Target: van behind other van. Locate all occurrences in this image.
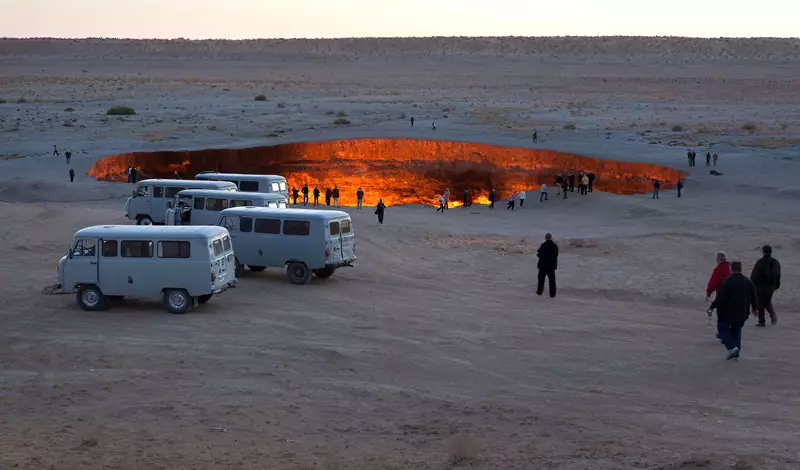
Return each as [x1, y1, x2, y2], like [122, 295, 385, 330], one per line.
[195, 172, 289, 198]
[56, 225, 237, 313]
[166, 189, 289, 226]
[127, 179, 237, 225]
[218, 207, 355, 285]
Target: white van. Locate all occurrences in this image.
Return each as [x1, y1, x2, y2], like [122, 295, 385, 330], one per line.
[126, 179, 237, 225]
[166, 189, 289, 226]
[195, 172, 289, 198]
[218, 207, 355, 284]
[56, 225, 237, 314]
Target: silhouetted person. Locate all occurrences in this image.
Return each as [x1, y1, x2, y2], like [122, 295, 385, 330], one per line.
[708, 261, 758, 360]
[292, 186, 299, 205]
[65, 150, 72, 164]
[518, 189, 527, 207]
[69, 168, 75, 182]
[677, 178, 684, 197]
[313, 187, 320, 206]
[561, 179, 568, 199]
[356, 187, 364, 209]
[691, 150, 696, 166]
[130, 166, 137, 184]
[410, 116, 415, 127]
[706, 152, 711, 166]
[126, 166, 132, 183]
[687, 149, 693, 167]
[568, 172, 575, 192]
[325, 187, 332, 206]
[463, 189, 469, 207]
[652, 180, 660, 199]
[467, 190, 473, 207]
[375, 199, 386, 224]
[302, 184, 309, 206]
[53, 144, 59, 157]
[488, 189, 496, 209]
[750, 245, 781, 327]
[536, 233, 559, 298]
[333, 185, 340, 207]
[532, 130, 538, 143]
[588, 172, 595, 192]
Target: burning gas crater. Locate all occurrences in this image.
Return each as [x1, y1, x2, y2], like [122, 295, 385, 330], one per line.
[89, 138, 686, 206]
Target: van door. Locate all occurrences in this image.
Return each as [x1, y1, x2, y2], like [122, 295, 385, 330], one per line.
[65, 238, 99, 288]
[339, 218, 355, 262]
[327, 220, 344, 265]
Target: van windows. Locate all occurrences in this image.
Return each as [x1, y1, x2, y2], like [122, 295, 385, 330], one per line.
[72, 239, 97, 257]
[222, 235, 232, 252]
[270, 182, 280, 192]
[121, 240, 154, 258]
[330, 221, 340, 236]
[279, 181, 287, 191]
[165, 187, 185, 198]
[278, 202, 287, 208]
[102, 240, 118, 257]
[255, 218, 281, 234]
[158, 241, 191, 259]
[220, 216, 237, 232]
[283, 220, 310, 236]
[225, 180, 240, 189]
[206, 198, 228, 211]
[153, 186, 163, 198]
[212, 239, 223, 256]
[239, 181, 259, 192]
[229, 199, 252, 207]
[136, 186, 150, 197]
[193, 197, 205, 210]
[341, 219, 351, 233]
[240, 217, 253, 233]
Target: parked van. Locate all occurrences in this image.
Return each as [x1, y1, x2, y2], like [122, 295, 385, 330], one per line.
[56, 225, 237, 314]
[166, 189, 289, 226]
[218, 207, 355, 284]
[195, 172, 289, 198]
[127, 179, 237, 225]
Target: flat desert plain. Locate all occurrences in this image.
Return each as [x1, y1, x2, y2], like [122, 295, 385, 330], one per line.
[1, 38, 800, 469]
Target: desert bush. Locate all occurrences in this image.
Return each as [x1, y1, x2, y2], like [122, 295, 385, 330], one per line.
[779, 122, 788, 130]
[671, 124, 684, 132]
[16, 98, 27, 104]
[254, 94, 267, 101]
[695, 125, 711, 134]
[62, 120, 74, 127]
[277, 102, 286, 108]
[333, 117, 351, 125]
[336, 111, 348, 117]
[563, 123, 577, 130]
[325, 111, 334, 115]
[0, 98, 7, 103]
[267, 133, 280, 138]
[106, 106, 136, 116]
[742, 122, 758, 131]
[64, 107, 75, 112]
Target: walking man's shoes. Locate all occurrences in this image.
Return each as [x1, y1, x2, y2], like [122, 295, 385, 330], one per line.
[756, 323, 766, 327]
[726, 347, 740, 360]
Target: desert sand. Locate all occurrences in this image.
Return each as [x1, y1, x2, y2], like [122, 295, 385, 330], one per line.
[1, 38, 799, 469]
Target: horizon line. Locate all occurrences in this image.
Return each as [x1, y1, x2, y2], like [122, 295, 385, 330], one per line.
[3, 35, 800, 41]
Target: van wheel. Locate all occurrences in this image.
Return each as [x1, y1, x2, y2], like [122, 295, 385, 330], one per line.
[287, 262, 312, 285]
[234, 257, 243, 277]
[248, 265, 266, 272]
[313, 267, 336, 278]
[198, 294, 212, 304]
[137, 215, 153, 226]
[76, 285, 107, 311]
[164, 289, 191, 314]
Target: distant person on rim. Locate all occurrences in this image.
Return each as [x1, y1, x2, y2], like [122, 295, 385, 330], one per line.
[410, 116, 415, 127]
[325, 187, 332, 206]
[706, 151, 711, 166]
[69, 168, 75, 183]
[302, 184, 309, 206]
[532, 130, 538, 143]
[652, 179, 661, 199]
[53, 144, 59, 157]
[677, 178, 684, 197]
[291, 186, 299, 205]
[130, 166, 137, 184]
[463, 189, 469, 207]
[313, 186, 320, 207]
[588, 171, 596, 192]
[568, 171, 576, 192]
[356, 187, 364, 209]
[333, 185, 340, 207]
[536, 233, 559, 298]
[65, 150, 72, 164]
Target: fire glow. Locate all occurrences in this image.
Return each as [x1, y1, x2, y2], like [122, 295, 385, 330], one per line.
[88, 138, 686, 206]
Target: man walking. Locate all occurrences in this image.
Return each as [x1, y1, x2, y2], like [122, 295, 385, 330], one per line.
[356, 187, 364, 209]
[706, 252, 732, 340]
[532, 130, 538, 143]
[652, 180, 660, 199]
[488, 189, 496, 209]
[677, 178, 684, 197]
[506, 190, 516, 210]
[539, 183, 548, 202]
[519, 189, 527, 207]
[708, 261, 758, 360]
[436, 194, 446, 212]
[292, 186, 299, 205]
[568, 172, 575, 192]
[375, 199, 386, 224]
[69, 168, 75, 183]
[53, 144, 59, 157]
[65, 150, 72, 164]
[750, 245, 781, 326]
[536, 233, 559, 298]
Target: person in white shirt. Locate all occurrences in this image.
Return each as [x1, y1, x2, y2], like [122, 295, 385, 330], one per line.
[540, 183, 548, 202]
[518, 189, 527, 208]
[436, 194, 445, 212]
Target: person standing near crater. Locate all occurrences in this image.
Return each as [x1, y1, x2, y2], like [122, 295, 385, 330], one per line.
[356, 187, 364, 209]
[532, 130, 538, 143]
[713, 152, 719, 166]
[436, 193, 446, 212]
[443, 188, 450, 210]
[652, 179, 660, 199]
[302, 184, 309, 206]
[69, 167, 75, 183]
[706, 152, 711, 166]
[588, 172, 595, 192]
[536, 233, 559, 298]
[568, 172, 576, 192]
[333, 185, 340, 208]
[291, 186, 299, 205]
[325, 187, 332, 206]
[488, 189, 496, 209]
[677, 178, 684, 197]
[410, 116, 415, 127]
[65, 150, 72, 164]
[313, 186, 320, 207]
[506, 190, 517, 210]
[375, 199, 386, 224]
[519, 188, 527, 207]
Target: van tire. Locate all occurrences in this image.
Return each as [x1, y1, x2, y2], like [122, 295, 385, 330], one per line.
[313, 267, 336, 278]
[248, 265, 266, 272]
[198, 294, 212, 304]
[287, 262, 312, 285]
[76, 285, 107, 311]
[234, 257, 244, 277]
[136, 215, 153, 226]
[164, 289, 191, 314]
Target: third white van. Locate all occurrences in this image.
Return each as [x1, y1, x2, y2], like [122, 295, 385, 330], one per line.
[126, 179, 237, 225]
[166, 189, 289, 226]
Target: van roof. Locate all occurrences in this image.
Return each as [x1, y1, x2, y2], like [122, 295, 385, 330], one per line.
[137, 179, 237, 188]
[220, 207, 351, 220]
[177, 189, 287, 200]
[74, 225, 229, 239]
[195, 173, 286, 180]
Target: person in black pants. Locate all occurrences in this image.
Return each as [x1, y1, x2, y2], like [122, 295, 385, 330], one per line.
[750, 245, 781, 326]
[536, 233, 559, 298]
[313, 187, 320, 206]
[652, 180, 660, 199]
[488, 189, 496, 209]
[69, 168, 75, 182]
[375, 199, 386, 224]
[588, 172, 595, 192]
[568, 172, 575, 192]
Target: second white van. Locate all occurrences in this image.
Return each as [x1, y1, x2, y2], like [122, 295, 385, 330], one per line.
[165, 189, 289, 226]
[195, 172, 289, 198]
[126, 179, 237, 225]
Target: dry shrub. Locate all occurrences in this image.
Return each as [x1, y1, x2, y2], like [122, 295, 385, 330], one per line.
[671, 124, 684, 132]
[742, 122, 758, 131]
[563, 123, 577, 130]
[336, 111, 348, 117]
[254, 94, 267, 101]
[64, 107, 75, 112]
[333, 117, 351, 125]
[106, 106, 136, 116]
[446, 435, 478, 465]
[569, 238, 597, 248]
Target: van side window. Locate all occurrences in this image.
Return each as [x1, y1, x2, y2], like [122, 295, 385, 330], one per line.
[212, 240, 223, 256]
[165, 187, 185, 198]
[283, 220, 310, 236]
[229, 199, 252, 208]
[102, 240, 118, 257]
[158, 241, 191, 259]
[270, 182, 280, 192]
[136, 186, 149, 196]
[121, 240, 154, 258]
[153, 186, 163, 198]
[222, 235, 232, 252]
[239, 181, 259, 192]
[72, 239, 97, 257]
[255, 218, 281, 234]
[329, 221, 340, 236]
[193, 197, 205, 210]
[220, 216, 237, 232]
[206, 198, 228, 211]
[240, 217, 253, 233]
[341, 220, 351, 233]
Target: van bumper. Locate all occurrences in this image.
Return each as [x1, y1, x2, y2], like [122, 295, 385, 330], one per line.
[326, 258, 356, 269]
[212, 278, 238, 294]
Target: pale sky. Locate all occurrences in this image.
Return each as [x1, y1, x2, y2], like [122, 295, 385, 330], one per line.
[1, 0, 798, 39]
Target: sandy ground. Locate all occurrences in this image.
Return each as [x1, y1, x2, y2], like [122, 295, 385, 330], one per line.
[1, 39, 800, 469]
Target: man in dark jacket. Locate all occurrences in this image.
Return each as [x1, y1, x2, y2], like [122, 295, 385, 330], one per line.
[313, 187, 320, 206]
[588, 172, 596, 192]
[568, 172, 575, 192]
[488, 189, 496, 209]
[301, 184, 309, 206]
[709, 261, 758, 360]
[291, 186, 299, 205]
[536, 233, 559, 298]
[750, 245, 781, 326]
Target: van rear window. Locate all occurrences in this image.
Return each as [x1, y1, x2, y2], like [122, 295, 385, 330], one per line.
[158, 241, 191, 259]
[330, 221, 340, 236]
[165, 187, 185, 198]
[121, 240, 153, 258]
[270, 182, 280, 192]
[255, 218, 281, 234]
[283, 220, 310, 236]
[212, 239, 223, 256]
[341, 219, 351, 233]
[222, 236, 232, 252]
[239, 181, 259, 192]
